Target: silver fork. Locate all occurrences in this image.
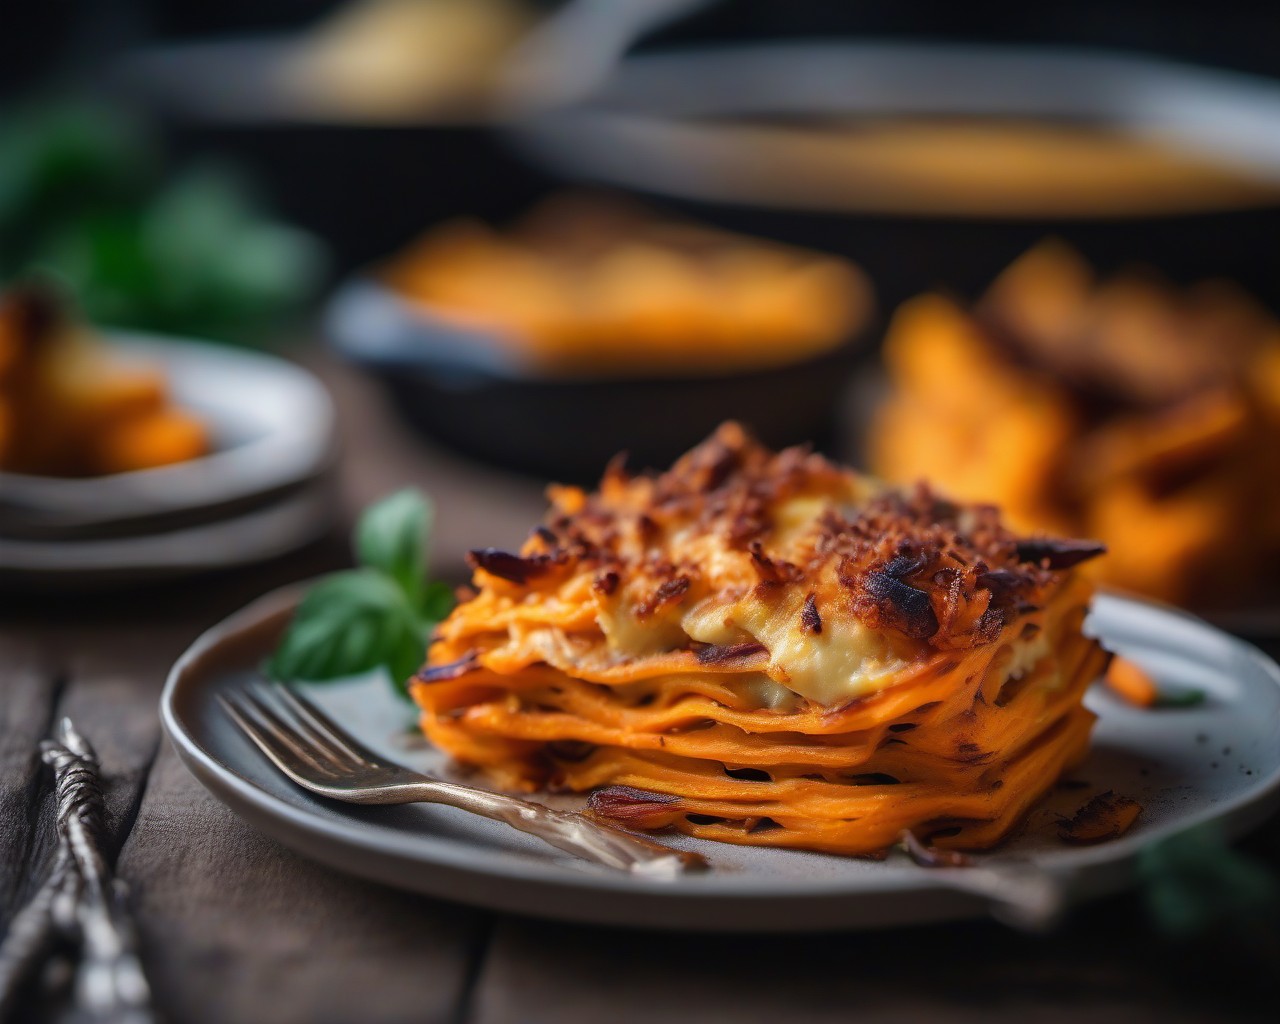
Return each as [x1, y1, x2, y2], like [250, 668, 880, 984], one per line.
[218, 682, 707, 876]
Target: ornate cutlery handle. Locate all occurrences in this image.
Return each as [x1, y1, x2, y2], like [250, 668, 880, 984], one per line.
[0, 719, 155, 1021]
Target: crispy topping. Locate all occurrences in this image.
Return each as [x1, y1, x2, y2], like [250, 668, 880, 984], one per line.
[748, 540, 803, 584]
[635, 576, 691, 620]
[593, 570, 620, 596]
[854, 555, 939, 640]
[457, 423, 1100, 651]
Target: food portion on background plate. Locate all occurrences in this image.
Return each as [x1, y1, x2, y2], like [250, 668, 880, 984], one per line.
[383, 194, 871, 377]
[327, 195, 874, 479]
[0, 283, 209, 478]
[0, 282, 337, 588]
[871, 240, 1280, 611]
[277, 0, 536, 121]
[414, 422, 1118, 857]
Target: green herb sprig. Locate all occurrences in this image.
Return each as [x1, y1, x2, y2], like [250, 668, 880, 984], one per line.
[269, 490, 453, 697]
[1138, 823, 1280, 937]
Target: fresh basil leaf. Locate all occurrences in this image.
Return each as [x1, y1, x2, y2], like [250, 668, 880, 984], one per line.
[356, 490, 432, 607]
[268, 568, 428, 693]
[419, 579, 456, 624]
[1156, 688, 1207, 708]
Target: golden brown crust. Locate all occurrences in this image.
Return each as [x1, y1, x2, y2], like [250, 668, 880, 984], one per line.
[453, 422, 1102, 654]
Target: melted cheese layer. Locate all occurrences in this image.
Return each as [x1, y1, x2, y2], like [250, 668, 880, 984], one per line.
[679, 591, 909, 706]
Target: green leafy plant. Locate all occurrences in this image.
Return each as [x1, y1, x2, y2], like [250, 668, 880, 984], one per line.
[0, 98, 324, 342]
[269, 490, 453, 697]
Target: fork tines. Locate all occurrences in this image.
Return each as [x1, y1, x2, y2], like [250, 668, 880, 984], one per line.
[217, 682, 382, 779]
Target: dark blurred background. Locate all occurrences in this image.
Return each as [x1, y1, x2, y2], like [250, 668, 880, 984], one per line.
[7, 0, 1280, 91]
[10, 1, 1280, 271]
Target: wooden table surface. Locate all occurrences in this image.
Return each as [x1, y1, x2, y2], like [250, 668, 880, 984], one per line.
[3, 354, 1278, 1024]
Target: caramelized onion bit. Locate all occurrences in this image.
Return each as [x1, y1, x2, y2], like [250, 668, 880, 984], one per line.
[587, 785, 683, 825]
[415, 651, 479, 683]
[1015, 538, 1107, 569]
[593, 570, 620, 596]
[466, 548, 555, 584]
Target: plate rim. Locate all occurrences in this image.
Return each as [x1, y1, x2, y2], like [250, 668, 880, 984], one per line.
[161, 584, 1280, 929]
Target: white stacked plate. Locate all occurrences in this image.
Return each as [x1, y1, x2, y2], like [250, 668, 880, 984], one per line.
[0, 333, 338, 589]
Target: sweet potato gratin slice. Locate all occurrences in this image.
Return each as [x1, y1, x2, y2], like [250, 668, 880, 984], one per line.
[413, 424, 1109, 856]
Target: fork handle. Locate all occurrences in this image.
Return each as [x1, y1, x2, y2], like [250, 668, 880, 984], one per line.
[384, 781, 708, 875]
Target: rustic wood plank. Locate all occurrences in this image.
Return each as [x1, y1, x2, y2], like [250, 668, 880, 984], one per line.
[116, 742, 487, 1024]
[469, 899, 1277, 1024]
[0, 635, 62, 925]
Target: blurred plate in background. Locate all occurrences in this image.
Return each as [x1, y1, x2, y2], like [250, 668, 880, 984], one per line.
[109, 34, 559, 273]
[512, 42, 1280, 308]
[0, 335, 336, 538]
[0, 481, 335, 591]
[324, 270, 872, 481]
[0, 335, 338, 590]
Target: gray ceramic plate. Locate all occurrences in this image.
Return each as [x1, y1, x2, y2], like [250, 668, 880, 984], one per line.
[162, 587, 1280, 932]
